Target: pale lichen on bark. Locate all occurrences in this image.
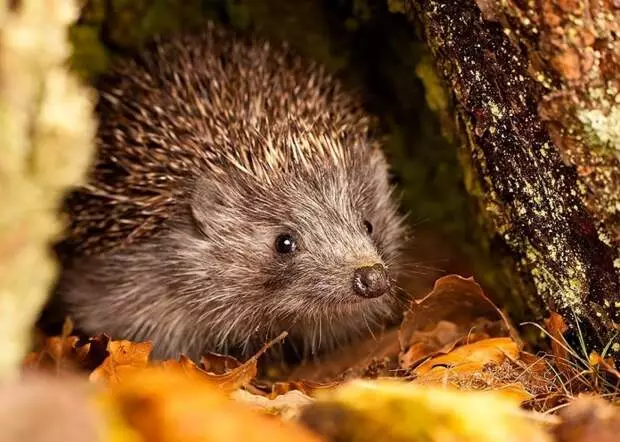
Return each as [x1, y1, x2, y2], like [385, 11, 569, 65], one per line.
[406, 0, 620, 358]
[0, 0, 96, 377]
[492, 0, 620, 278]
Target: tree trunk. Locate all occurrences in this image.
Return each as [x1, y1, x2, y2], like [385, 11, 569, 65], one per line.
[405, 0, 620, 359]
[0, 0, 96, 377]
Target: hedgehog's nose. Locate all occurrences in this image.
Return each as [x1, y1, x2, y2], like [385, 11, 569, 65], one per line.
[353, 263, 389, 298]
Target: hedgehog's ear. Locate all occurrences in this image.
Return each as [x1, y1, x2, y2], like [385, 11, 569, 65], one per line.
[188, 177, 227, 239]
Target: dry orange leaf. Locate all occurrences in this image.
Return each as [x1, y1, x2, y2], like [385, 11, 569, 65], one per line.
[23, 335, 81, 371]
[23, 331, 110, 374]
[399, 275, 520, 369]
[545, 312, 569, 361]
[412, 338, 529, 402]
[89, 340, 152, 385]
[194, 331, 288, 392]
[102, 365, 323, 442]
[413, 337, 519, 376]
[83, 331, 287, 391]
[160, 354, 257, 393]
[589, 351, 620, 380]
[413, 337, 519, 380]
[398, 321, 462, 368]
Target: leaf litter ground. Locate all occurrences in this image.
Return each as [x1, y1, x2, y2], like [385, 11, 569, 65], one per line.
[16, 275, 620, 442]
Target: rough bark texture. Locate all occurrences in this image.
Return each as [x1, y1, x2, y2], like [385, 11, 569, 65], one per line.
[407, 0, 620, 358]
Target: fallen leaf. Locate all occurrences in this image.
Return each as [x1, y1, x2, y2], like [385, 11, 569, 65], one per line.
[253, 379, 340, 400]
[589, 351, 620, 380]
[490, 384, 536, 404]
[159, 331, 289, 393]
[299, 379, 552, 442]
[413, 337, 519, 378]
[23, 333, 110, 374]
[410, 338, 535, 403]
[398, 320, 462, 368]
[286, 328, 401, 382]
[398, 275, 519, 369]
[232, 388, 314, 420]
[22, 335, 80, 372]
[160, 355, 209, 379]
[545, 312, 569, 361]
[102, 366, 323, 442]
[160, 354, 256, 393]
[200, 352, 242, 374]
[89, 340, 152, 385]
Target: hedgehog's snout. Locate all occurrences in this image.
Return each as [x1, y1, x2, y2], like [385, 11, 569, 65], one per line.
[352, 263, 390, 298]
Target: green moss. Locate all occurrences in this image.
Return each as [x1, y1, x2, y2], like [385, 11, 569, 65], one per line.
[141, 0, 217, 39]
[415, 55, 449, 114]
[387, 0, 407, 14]
[69, 25, 109, 81]
[105, 0, 153, 48]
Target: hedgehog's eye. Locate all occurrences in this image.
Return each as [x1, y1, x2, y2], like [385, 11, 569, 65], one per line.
[275, 234, 297, 254]
[363, 220, 373, 235]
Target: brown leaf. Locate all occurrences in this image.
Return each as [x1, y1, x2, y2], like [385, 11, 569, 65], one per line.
[286, 328, 401, 382]
[89, 340, 152, 385]
[160, 331, 289, 393]
[200, 352, 242, 374]
[22, 335, 81, 372]
[77, 335, 111, 371]
[398, 320, 462, 368]
[252, 379, 340, 400]
[399, 275, 519, 369]
[23, 331, 110, 374]
[543, 312, 581, 383]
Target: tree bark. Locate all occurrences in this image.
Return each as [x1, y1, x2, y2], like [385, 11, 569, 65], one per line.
[406, 0, 620, 359]
[0, 0, 96, 377]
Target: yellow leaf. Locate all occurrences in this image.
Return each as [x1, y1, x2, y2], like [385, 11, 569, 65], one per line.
[100, 365, 323, 442]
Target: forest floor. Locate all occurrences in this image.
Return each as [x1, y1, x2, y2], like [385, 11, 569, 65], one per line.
[15, 274, 620, 442]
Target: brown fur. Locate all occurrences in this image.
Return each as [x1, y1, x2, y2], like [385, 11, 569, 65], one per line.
[53, 22, 408, 361]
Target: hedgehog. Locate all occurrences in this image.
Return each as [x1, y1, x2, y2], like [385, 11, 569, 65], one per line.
[51, 22, 408, 362]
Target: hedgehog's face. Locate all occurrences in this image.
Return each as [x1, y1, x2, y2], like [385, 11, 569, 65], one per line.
[187, 149, 406, 354]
